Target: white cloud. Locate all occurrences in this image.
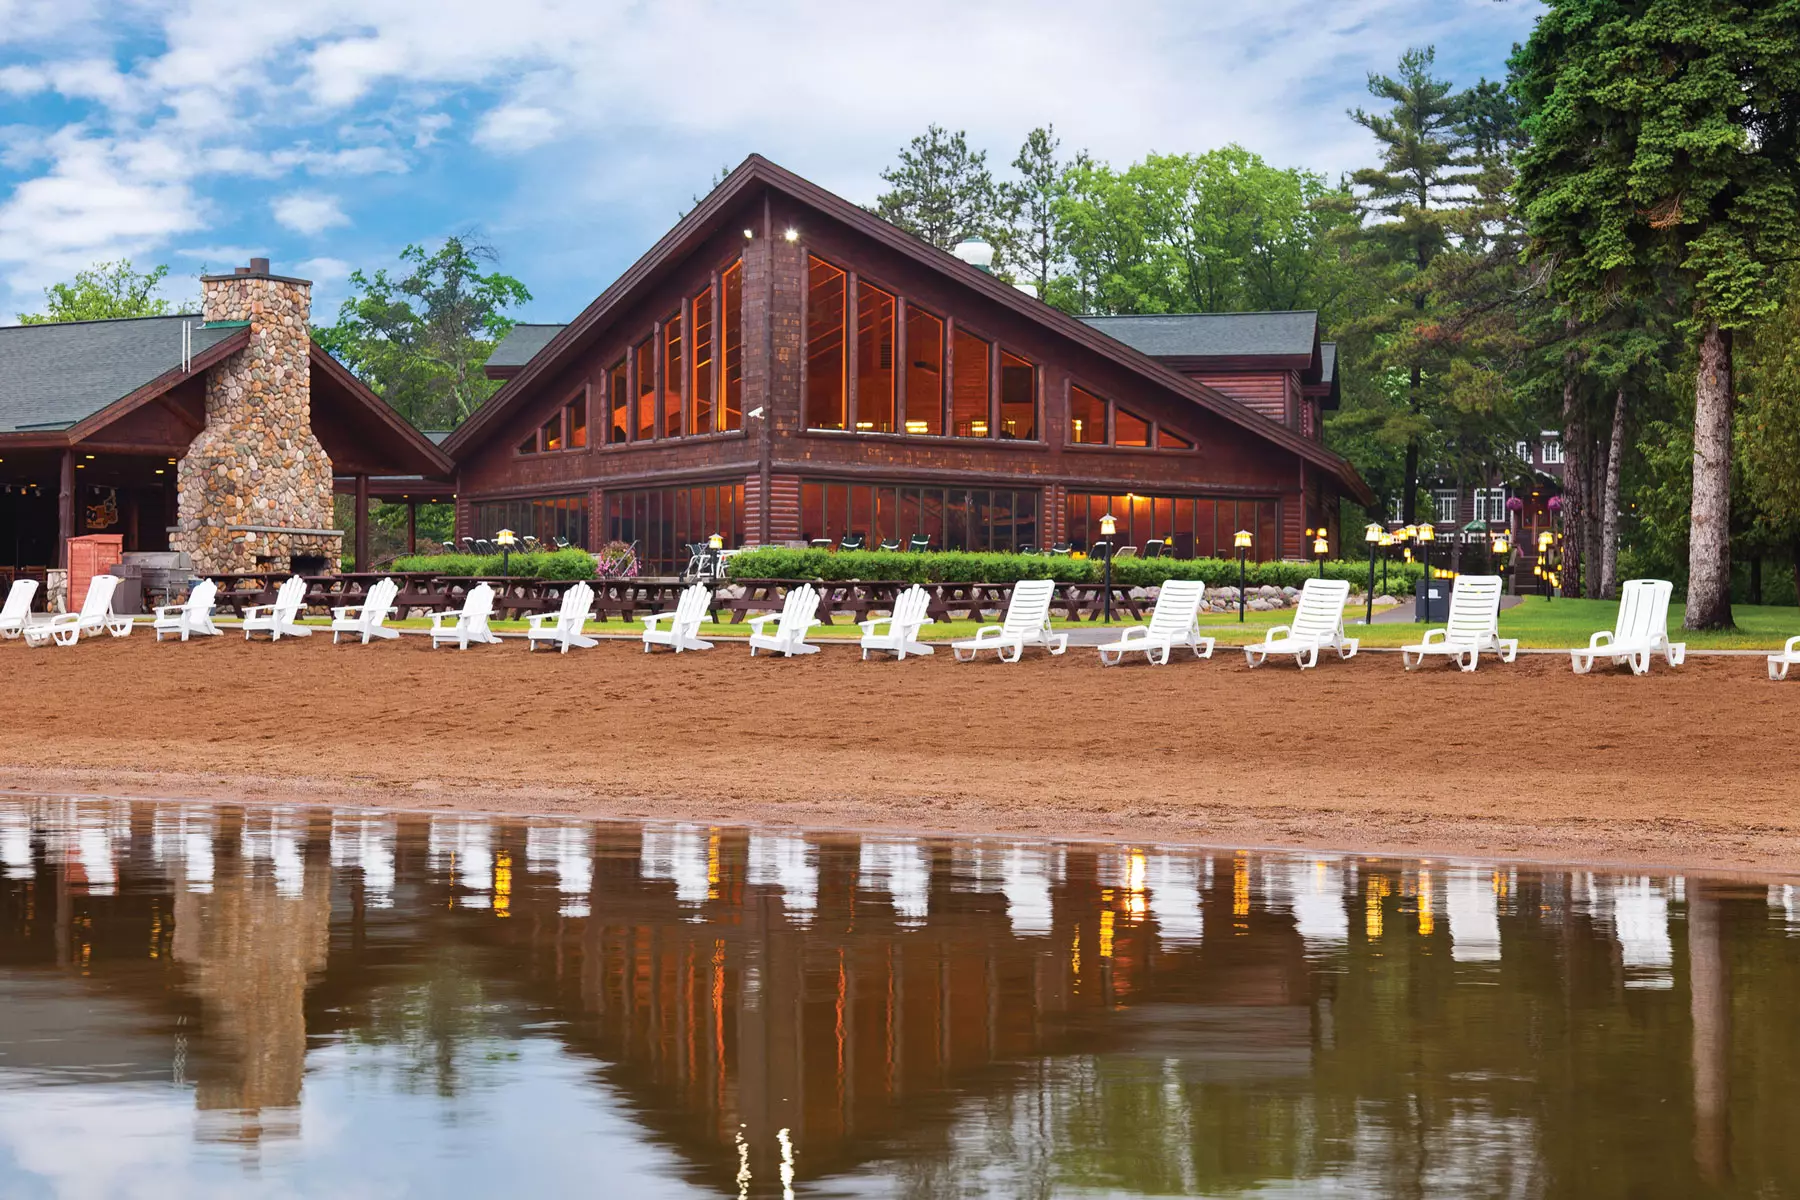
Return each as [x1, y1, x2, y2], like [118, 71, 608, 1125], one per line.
[271, 191, 349, 235]
[473, 104, 558, 152]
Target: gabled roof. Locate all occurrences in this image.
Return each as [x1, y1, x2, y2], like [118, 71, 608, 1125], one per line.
[444, 154, 1373, 505]
[0, 314, 237, 432]
[1078, 311, 1319, 362]
[483, 324, 567, 379]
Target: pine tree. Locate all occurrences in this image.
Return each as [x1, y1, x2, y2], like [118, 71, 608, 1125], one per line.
[1003, 126, 1064, 293]
[872, 126, 1002, 253]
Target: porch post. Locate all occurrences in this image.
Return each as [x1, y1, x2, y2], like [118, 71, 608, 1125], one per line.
[57, 449, 74, 567]
[354, 473, 370, 569]
[406, 500, 417, 554]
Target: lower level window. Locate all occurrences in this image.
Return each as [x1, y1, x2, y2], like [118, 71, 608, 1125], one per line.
[471, 495, 589, 549]
[1065, 492, 1279, 560]
[800, 481, 1040, 552]
[605, 482, 744, 574]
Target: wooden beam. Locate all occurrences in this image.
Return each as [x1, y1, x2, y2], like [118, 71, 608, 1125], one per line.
[57, 449, 74, 568]
[407, 501, 417, 554]
[151, 391, 204, 434]
[354, 473, 370, 569]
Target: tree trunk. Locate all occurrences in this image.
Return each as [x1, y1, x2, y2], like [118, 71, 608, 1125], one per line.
[1560, 349, 1587, 600]
[1686, 322, 1735, 630]
[1401, 363, 1423, 525]
[1750, 556, 1762, 606]
[1600, 385, 1627, 599]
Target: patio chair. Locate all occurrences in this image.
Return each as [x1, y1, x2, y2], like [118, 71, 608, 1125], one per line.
[878, 538, 902, 552]
[330, 577, 401, 645]
[1243, 578, 1357, 670]
[839, 533, 866, 552]
[153, 579, 222, 642]
[475, 538, 496, 556]
[908, 535, 931, 553]
[951, 579, 1068, 662]
[522, 535, 540, 551]
[429, 582, 499, 650]
[1141, 541, 1163, 559]
[555, 537, 571, 550]
[1113, 545, 1138, 559]
[1568, 579, 1686, 675]
[683, 542, 709, 578]
[459, 537, 477, 554]
[527, 581, 598, 654]
[1096, 580, 1213, 666]
[642, 582, 714, 653]
[748, 583, 822, 656]
[25, 575, 132, 647]
[859, 584, 935, 660]
[1018, 544, 1039, 556]
[810, 538, 834, 550]
[0, 578, 39, 639]
[1049, 543, 1073, 557]
[1770, 636, 1800, 681]
[1401, 575, 1516, 672]
[240, 576, 312, 641]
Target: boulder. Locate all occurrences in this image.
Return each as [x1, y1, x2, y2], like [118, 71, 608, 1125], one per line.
[1247, 598, 1276, 612]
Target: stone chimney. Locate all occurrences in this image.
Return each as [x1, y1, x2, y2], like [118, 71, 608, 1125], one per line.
[172, 261, 340, 574]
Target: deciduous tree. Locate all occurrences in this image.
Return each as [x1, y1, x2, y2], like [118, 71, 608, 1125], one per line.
[17, 260, 176, 324]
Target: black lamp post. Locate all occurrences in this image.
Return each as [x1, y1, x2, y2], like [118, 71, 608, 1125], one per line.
[1491, 531, 1511, 596]
[1379, 530, 1393, 596]
[1311, 528, 1330, 578]
[497, 527, 516, 578]
[1415, 522, 1435, 622]
[1234, 528, 1252, 621]
[1363, 523, 1383, 625]
[1100, 512, 1117, 624]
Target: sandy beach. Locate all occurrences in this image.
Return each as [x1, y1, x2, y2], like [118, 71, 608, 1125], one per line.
[2, 630, 1796, 875]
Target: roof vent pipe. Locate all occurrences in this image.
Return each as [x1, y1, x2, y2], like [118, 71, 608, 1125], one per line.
[249, 257, 270, 274]
[952, 237, 994, 273]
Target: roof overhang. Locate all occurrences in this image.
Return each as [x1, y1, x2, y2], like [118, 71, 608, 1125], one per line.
[309, 346, 456, 479]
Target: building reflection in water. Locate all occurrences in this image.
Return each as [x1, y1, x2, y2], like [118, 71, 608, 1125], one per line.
[0, 797, 1797, 1196]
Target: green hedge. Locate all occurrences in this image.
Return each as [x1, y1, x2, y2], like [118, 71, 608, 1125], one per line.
[723, 547, 1426, 593]
[388, 548, 597, 580]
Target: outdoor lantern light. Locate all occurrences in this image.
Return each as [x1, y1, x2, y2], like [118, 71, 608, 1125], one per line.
[708, 533, 723, 551]
[1234, 529, 1253, 622]
[784, 227, 799, 242]
[1099, 513, 1118, 624]
[496, 528, 517, 579]
[743, 228, 754, 239]
[1311, 531, 1329, 579]
[1364, 523, 1383, 544]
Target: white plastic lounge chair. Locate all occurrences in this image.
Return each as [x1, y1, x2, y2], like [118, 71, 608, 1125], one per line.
[748, 583, 821, 656]
[1771, 636, 1800, 681]
[1569, 579, 1686, 675]
[859, 584, 936, 660]
[429, 582, 499, 650]
[1243, 578, 1358, 669]
[528, 581, 598, 654]
[243, 576, 312, 641]
[1095, 580, 1214, 665]
[642, 582, 715, 653]
[153, 579, 222, 642]
[951, 578, 1069, 662]
[25, 574, 133, 647]
[331, 577, 401, 645]
[0, 578, 38, 639]
[1401, 575, 1517, 672]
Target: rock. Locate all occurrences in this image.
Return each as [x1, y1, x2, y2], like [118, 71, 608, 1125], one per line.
[1247, 598, 1276, 612]
[1281, 585, 1299, 597]
[1374, 595, 1400, 606]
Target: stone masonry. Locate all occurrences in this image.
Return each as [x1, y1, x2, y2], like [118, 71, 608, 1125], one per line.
[172, 260, 341, 574]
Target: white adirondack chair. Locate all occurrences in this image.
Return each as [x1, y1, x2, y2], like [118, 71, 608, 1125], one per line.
[243, 576, 312, 641]
[153, 578, 222, 642]
[1095, 580, 1214, 665]
[0, 578, 38, 639]
[951, 578, 1069, 662]
[528, 581, 598, 653]
[1569, 578, 1686, 675]
[1243, 577, 1358, 669]
[26, 574, 132, 647]
[748, 583, 821, 656]
[1401, 575, 1517, 672]
[859, 584, 936, 660]
[1770, 636, 1800, 681]
[642, 582, 715, 653]
[331, 577, 401, 644]
[429, 582, 499, 649]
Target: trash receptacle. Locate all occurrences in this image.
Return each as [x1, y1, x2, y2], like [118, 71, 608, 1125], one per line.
[105, 561, 145, 615]
[1415, 577, 1450, 623]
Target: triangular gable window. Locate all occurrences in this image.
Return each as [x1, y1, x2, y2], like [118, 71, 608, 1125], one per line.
[1114, 407, 1150, 447]
[1157, 427, 1193, 450]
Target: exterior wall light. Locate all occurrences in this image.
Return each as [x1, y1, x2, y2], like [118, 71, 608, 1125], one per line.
[744, 229, 754, 239]
[784, 228, 799, 242]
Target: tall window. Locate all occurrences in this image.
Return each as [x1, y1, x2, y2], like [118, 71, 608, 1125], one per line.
[605, 482, 744, 573]
[1473, 488, 1509, 523]
[690, 286, 714, 435]
[1432, 488, 1459, 523]
[567, 391, 587, 449]
[634, 340, 656, 440]
[721, 261, 743, 431]
[539, 411, 563, 451]
[904, 306, 943, 435]
[806, 256, 847, 429]
[1114, 407, 1150, 448]
[607, 360, 627, 444]
[998, 351, 1035, 440]
[473, 495, 589, 548]
[951, 328, 989, 437]
[1540, 436, 1564, 465]
[1068, 381, 1190, 451]
[662, 310, 684, 438]
[1070, 386, 1105, 444]
[856, 281, 896, 433]
[1066, 492, 1277, 559]
[800, 480, 1040, 552]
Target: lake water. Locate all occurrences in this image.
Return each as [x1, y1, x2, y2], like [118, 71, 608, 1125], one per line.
[0, 797, 1795, 1198]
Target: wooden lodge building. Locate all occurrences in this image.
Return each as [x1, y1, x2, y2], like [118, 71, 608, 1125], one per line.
[448, 155, 1373, 573]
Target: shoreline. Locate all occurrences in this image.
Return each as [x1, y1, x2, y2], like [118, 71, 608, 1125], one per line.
[4, 634, 1797, 877]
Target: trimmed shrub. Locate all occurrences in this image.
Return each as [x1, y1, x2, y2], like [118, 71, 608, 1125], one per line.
[389, 548, 597, 580]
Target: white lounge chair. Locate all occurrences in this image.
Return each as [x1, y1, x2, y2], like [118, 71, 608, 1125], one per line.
[528, 581, 598, 654]
[25, 574, 132, 647]
[0, 578, 38, 639]
[951, 578, 1068, 662]
[748, 583, 821, 656]
[153, 579, 222, 642]
[429, 582, 499, 649]
[642, 582, 715, 653]
[331, 577, 401, 645]
[1096, 580, 1214, 665]
[1569, 579, 1686, 675]
[1771, 636, 1800, 681]
[243, 576, 312, 641]
[1401, 575, 1517, 672]
[1243, 578, 1358, 669]
[859, 584, 936, 660]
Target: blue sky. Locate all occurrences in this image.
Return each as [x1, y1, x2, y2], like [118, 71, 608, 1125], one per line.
[0, 0, 1542, 326]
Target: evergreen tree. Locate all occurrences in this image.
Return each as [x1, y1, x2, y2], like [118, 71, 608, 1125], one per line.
[872, 126, 1003, 254]
[1003, 126, 1065, 294]
[1512, 0, 1800, 629]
